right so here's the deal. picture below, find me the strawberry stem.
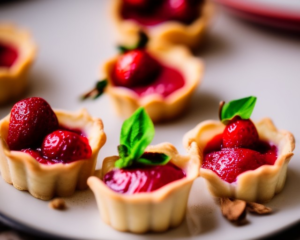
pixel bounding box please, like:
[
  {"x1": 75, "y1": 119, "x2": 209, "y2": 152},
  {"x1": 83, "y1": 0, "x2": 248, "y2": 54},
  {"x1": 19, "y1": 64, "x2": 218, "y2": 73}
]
[
  {"x1": 219, "y1": 101, "x2": 225, "y2": 121},
  {"x1": 81, "y1": 79, "x2": 108, "y2": 100}
]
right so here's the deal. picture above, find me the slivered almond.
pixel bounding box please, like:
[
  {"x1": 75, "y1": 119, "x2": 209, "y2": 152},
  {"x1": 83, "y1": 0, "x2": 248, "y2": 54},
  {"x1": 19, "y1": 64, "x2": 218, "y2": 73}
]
[
  {"x1": 220, "y1": 198, "x2": 247, "y2": 223},
  {"x1": 247, "y1": 202, "x2": 272, "y2": 215}
]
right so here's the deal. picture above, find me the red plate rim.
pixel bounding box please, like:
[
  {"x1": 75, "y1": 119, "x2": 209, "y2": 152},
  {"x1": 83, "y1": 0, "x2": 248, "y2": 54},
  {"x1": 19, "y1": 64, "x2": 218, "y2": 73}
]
[{"x1": 215, "y1": 0, "x2": 300, "y2": 23}]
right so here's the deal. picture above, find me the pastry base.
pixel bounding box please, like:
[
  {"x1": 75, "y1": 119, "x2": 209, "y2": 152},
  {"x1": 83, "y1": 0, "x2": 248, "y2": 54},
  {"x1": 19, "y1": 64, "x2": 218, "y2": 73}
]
[{"x1": 88, "y1": 142, "x2": 200, "y2": 233}]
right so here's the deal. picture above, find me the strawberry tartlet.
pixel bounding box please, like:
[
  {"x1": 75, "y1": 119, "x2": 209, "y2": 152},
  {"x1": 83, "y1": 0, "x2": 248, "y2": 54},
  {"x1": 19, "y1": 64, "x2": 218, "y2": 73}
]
[
  {"x1": 111, "y1": 0, "x2": 214, "y2": 49},
  {"x1": 88, "y1": 108, "x2": 199, "y2": 233},
  {"x1": 183, "y1": 96, "x2": 295, "y2": 202},
  {"x1": 0, "y1": 24, "x2": 36, "y2": 105},
  {"x1": 0, "y1": 97, "x2": 106, "y2": 200},
  {"x1": 83, "y1": 34, "x2": 203, "y2": 122}
]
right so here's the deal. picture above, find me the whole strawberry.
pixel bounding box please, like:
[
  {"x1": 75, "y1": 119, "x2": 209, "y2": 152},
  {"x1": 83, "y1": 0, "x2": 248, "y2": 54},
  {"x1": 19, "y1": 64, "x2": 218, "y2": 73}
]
[
  {"x1": 222, "y1": 116, "x2": 259, "y2": 149},
  {"x1": 41, "y1": 130, "x2": 92, "y2": 162},
  {"x1": 113, "y1": 49, "x2": 161, "y2": 88},
  {"x1": 7, "y1": 97, "x2": 59, "y2": 150}
]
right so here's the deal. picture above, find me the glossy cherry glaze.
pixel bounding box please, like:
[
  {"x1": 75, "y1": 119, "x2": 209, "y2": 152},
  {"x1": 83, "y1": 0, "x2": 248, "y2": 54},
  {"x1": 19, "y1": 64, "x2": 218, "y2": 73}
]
[
  {"x1": 111, "y1": 49, "x2": 185, "y2": 98},
  {"x1": 0, "y1": 42, "x2": 18, "y2": 68},
  {"x1": 20, "y1": 127, "x2": 91, "y2": 165},
  {"x1": 112, "y1": 64, "x2": 185, "y2": 98},
  {"x1": 131, "y1": 64, "x2": 185, "y2": 98},
  {"x1": 120, "y1": 0, "x2": 204, "y2": 26},
  {"x1": 202, "y1": 132, "x2": 278, "y2": 183},
  {"x1": 104, "y1": 161, "x2": 186, "y2": 194}
]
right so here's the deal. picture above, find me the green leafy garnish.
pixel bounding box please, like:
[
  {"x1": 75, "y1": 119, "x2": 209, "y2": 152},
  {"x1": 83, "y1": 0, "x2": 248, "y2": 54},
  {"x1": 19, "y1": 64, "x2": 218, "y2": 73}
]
[
  {"x1": 117, "y1": 31, "x2": 149, "y2": 54},
  {"x1": 138, "y1": 152, "x2": 170, "y2": 166},
  {"x1": 81, "y1": 79, "x2": 108, "y2": 100},
  {"x1": 114, "y1": 107, "x2": 170, "y2": 168},
  {"x1": 220, "y1": 96, "x2": 257, "y2": 124}
]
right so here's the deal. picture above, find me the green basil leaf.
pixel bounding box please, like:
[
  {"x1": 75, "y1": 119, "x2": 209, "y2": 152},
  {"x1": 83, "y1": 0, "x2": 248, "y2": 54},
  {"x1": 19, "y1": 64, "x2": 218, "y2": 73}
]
[
  {"x1": 118, "y1": 144, "x2": 130, "y2": 159},
  {"x1": 114, "y1": 158, "x2": 126, "y2": 169},
  {"x1": 117, "y1": 45, "x2": 128, "y2": 54},
  {"x1": 137, "y1": 152, "x2": 170, "y2": 166},
  {"x1": 221, "y1": 96, "x2": 257, "y2": 124},
  {"x1": 120, "y1": 107, "x2": 154, "y2": 160},
  {"x1": 114, "y1": 156, "x2": 133, "y2": 169},
  {"x1": 136, "y1": 31, "x2": 149, "y2": 49}
]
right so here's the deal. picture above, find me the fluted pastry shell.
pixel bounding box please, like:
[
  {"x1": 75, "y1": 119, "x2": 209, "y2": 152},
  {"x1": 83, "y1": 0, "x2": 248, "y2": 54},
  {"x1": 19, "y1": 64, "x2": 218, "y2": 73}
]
[
  {"x1": 0, "y1": 109, "x2": 106, "y2": 200},
  {"x1": 0, "y1": 24, "x2": 36, "y2": 105},
  {"x1": 111, "y1": 0, "x2": 214, "y2": 49},
  {"x1": 183, "y1": 118, "x2": 295, "y2": 203},
  {"x1": 103, "y1": 45, "x2": 204, "y2": 123},
  {"x1": 88, "y1": 142, "x2": 199, "y2": 233}
]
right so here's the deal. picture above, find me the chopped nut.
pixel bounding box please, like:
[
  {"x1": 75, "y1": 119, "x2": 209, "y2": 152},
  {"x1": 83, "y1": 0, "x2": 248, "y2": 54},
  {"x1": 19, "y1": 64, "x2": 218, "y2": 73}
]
[
  {"x1": 49, "y1": 198, "x2": 67, "y2": 210},
  {"x1": 220, "y1": 198, "x2": 247, "y2": 224},
  {"x1": 247, "y1": 202, "x2": 272, "y2": 215}
]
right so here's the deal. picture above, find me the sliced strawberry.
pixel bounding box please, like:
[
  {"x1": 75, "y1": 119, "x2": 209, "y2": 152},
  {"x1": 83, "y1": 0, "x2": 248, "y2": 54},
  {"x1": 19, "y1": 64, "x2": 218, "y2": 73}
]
[
  {"x1": 112, "y1": 49, "x2": 161, "y2": 88},
  {"x1": 222, "y1": 117, "x2": 259, "y2": 149},
  {"x1": 7, "y1": 97, "x2": 59, "y2": 150},
  {"x1": 202, "y1": 148, "x2": 269, "y2": 183},
  {"x1": 41, "y1": 130, "x2": 92, "y2": 162}
]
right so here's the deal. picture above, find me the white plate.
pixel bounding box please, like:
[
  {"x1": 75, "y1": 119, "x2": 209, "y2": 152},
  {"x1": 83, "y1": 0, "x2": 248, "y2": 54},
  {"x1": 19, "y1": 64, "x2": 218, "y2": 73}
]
[
  {"x1": 215, "y1": 0, "x2": 300, "y2": 31},
  {"x1": 0, "y1": 1, "x2": 300, "y2": 239}
]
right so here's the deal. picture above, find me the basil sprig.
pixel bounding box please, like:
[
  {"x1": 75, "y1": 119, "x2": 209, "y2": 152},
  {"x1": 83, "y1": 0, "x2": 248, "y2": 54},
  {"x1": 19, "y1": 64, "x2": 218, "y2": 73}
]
[
  {"x1": 220, "y1": 96, "x2": 257, "y2": 125},
  {"x1": 114, "y1": 108, "x2": 170, "y2": 168},
  {"x1": 81, "y1": 79, "x2": 108, "y2": 100},
  {"x1": 117, "y1": 31, "x2": 149, "y2": 54}
]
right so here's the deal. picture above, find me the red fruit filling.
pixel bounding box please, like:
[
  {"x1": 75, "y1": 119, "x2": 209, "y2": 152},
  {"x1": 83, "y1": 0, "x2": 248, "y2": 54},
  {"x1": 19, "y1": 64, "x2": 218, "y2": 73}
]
[
  {"x1": 121, "y1": 0, "x2": 204, "y2": 26},
  {"x1": 112, "y1": 50, "x2": 185, "y2": 98},
  {"x1": 122, "y1": 0, "x2": 159, "y2": 10},
  {"x1": 202, "y1": 132, "x2": 278, "y2": 183},
  {"x1": 104, "y1": 161, "x2": 186, "y2": 194},
  {"x1": 0, "y1": 42, "x2": 18, "y2": 68},
  {"x1": 7, "y1": 97, "x2": 91, "y2": 165}
]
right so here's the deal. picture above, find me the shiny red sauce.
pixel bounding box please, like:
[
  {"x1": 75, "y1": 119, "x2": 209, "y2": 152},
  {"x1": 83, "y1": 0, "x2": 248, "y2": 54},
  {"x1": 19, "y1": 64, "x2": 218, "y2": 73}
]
[
  {"x1": 112, "y1": 64, "x2": 185, "y2": 98},
  {"x1": 0, "y1": 42, "x2": 18, "y2": 68},
  {"x1": 120, "y1": 0, "x2": 203, "y2": 26},
  {"x1": 131, "y1": 65, "x2": 185, "y2": 98},
  {"x1": 104, "y1": 162, "x2": 186, "y2": 194}
]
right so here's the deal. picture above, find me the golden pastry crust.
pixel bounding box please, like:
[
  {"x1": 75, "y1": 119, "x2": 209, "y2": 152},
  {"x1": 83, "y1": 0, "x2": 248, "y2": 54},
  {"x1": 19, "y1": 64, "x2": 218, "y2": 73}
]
[
  {"x1": 0, "y1": 109, "x2": 106, "y2": 200},
  {"x1": 103, "y1": 45, "x2": 204, "y2": 123},
  {"x1": 111, "y1": 0, "x2": 214, "y2": 49},
  {"x1": 183, "y1": 118, "x2": 295, "y2": 203},
  {"x1": 88, "y1": 142, "x2": 200, "y2": 233},
  {"x1": 0, "y1": 24, "x2": 36, "y2": 105}
]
